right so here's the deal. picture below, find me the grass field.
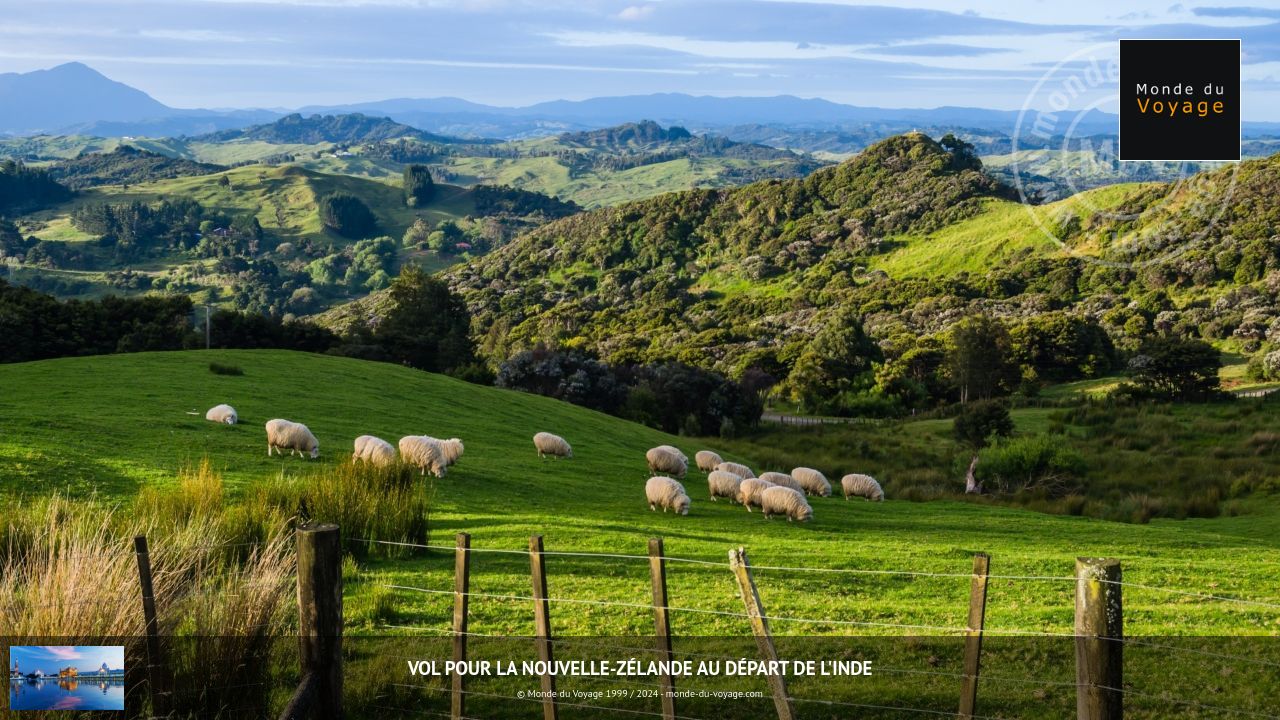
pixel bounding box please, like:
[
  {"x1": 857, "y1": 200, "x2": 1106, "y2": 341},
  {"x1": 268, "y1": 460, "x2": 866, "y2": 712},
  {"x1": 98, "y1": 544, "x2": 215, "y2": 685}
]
[{"x1": 1, "y1": 349, "x2": 1278, "y2": 644}]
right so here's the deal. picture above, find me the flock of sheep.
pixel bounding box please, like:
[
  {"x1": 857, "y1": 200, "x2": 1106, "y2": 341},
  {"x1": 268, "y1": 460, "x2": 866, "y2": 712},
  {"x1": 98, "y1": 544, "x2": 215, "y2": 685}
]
[
  {"x1": 203, "y1": 407, "x2": 882, "y2": 524},
  {"x1": 641, "y1": 446, "x2": 883, "y2": 523}
]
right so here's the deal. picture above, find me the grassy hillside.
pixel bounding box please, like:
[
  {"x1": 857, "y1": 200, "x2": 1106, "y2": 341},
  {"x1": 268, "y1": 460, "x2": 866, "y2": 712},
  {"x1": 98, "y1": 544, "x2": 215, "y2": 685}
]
[{"x1": 1, "y1": 349, "x2": 1278, "y2": 644}]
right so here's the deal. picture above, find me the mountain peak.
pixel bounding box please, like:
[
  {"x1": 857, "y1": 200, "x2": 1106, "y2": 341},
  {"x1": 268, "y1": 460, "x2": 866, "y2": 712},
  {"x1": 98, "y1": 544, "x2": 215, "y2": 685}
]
[{"x1": 0, "y1": 62, "x2": 172, "y2": 134}]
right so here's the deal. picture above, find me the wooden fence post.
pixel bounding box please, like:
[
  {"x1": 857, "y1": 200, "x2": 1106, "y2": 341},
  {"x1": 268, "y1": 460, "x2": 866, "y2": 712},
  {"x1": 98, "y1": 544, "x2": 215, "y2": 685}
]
[
  {"x1": 648, "y1": 538, "x2": 677, "y2": 720},
  {"x1": 134, "y1": 535, "x2": 169, "y2": 717},
  {"x1": 529, "y1": 535, "x2": 558, "y2": 720},
  {"x1": 1075, "y1": 558, "x2": 1122, "y2": 720},
  {"x1": 452, "y1": 533, "x2": 471, "y2": 720},
  {"x1": 729, "y1": 547, "x2": 795, "y2": 720},
  {"x1": 296, "y1": 523, "x2": 343, "y2": 720},
  {"x1": 958, "y1": 552, "x2": 990, "y2": 719}
]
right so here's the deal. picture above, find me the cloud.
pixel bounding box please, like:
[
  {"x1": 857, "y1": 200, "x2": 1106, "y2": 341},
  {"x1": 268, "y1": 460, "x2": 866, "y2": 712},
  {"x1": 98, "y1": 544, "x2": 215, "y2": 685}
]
[
  {"x1": 868, "y1": 43, "x2": 1015, "y2": 57},
  {"x1": 43, "y1": 647, "x2": 83, "y2": 660},
  {"x1": 1192, "y1": 6, "x2": 1280, "y2": 19},
  {"x1": 618, "y1": 5, "x2": 653, "y2": 21}
]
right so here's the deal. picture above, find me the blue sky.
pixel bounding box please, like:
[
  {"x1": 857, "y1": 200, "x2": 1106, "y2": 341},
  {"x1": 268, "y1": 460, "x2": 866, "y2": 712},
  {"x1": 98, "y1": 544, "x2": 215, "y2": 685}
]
[
  {"x1": 10, "y1": 646, "x2": 124, "y2": 675},
  {"x1": 0, "y1": 1, "x2": 1278, "y2": 117}
]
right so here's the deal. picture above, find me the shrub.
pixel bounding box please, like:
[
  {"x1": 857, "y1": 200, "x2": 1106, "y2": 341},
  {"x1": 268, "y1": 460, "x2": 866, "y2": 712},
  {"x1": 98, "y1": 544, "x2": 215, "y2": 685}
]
[{"x1": 971, "y1": 435, "x2": 1087, "y2": 496}]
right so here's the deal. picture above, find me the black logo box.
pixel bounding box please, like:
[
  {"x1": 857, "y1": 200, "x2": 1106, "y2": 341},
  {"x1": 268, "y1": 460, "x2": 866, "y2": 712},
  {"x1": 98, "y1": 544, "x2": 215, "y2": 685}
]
[{"x1": 1119, "y1": 39, "x2": 1241, "y2": 162}]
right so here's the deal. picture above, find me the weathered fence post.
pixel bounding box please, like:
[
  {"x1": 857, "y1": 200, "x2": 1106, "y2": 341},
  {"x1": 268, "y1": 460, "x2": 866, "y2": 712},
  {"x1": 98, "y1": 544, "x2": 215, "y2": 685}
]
[
  {"x1": 958, "y1": 552, "x2": 990, "y2": 719},
  {"x1": 529, "y1": 535, "x2": 558, "y2": 720},
  {"x1": 452, "y1": 533, "x2": 471, "y2": 720},
  {"x1": 648, "y1": 538, "x2": 677, "y2": 720},
  {"x1": 291, "y1": 523, "x2": 343, "y2": 720},
  {"x1": 134, "y1": 535, "x2": 170, "y2": 717},
  {"x1": 729, "y1": 547, "x2": 795, "y2": 720},
  {"x1": 1075, "y1": 558, "x2": 1122, "y2": 720}
]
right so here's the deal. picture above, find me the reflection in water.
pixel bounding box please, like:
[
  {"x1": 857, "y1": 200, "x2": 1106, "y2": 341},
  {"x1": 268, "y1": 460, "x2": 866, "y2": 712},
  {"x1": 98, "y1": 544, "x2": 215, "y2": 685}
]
[{"x1": 9, "y1": 677, "x2": 125, "y2": 711}]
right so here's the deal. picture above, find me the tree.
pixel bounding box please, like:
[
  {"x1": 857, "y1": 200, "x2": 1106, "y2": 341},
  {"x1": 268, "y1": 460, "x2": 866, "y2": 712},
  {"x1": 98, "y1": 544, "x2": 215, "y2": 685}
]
[
  {"x1": 373, "y1": 265, "x2": 476, "y2": 372},
  {"x1": 944, "y1": 314, "x2": 1020, "y2": 403},
  {"x1": 403, "y1": 164, "x2": 434, "y2": 207},
  {"x1": 787, "y1": 307, "x2": 881, "y2": 412},
  {"x1": 953, "y1": 399, "x2": 1014, "y2": 493},
  {"x1": 318, "y1": 192, "x2": 377, "y2": 239},
  {"x1": 1127, "y1": 336, "x2": 1221, "y2": 401}
]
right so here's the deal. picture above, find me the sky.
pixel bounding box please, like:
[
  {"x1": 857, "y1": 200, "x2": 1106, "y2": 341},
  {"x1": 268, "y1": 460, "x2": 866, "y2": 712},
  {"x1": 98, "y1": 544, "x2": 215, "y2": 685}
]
[
  {"x1": 10, "y1": 646, "x2": 124, "y2": 675},
  {"x1": 0, "y1": 0, "x2": 1278, "y2": 117}
]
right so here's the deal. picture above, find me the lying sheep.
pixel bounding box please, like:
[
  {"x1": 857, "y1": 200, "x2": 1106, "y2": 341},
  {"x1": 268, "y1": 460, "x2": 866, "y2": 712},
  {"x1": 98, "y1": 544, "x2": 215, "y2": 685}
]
[
  {"x1": 533, "y1": 432, "x2": 573, "y2": 459},
  {"x1": 759, "y1": 471, "x2": 804, "y2": 493},
  {"x1": 647, "y1": 446, "x2": 688, "y2": 478},
  {"x1": 645, "y1": 476, "x2": 691, "y2": 516},
  {"x1": 707, "y1": 470, "x2": 743, "y2": 503},
  {"x1": 716, "y1": 461, "x2": 755, "y2": 479},
  {"x1": 760, "y1": 486, "x2": 813, "y2": 522},
  {"x1": 439, "y1": 438, "x2": 465, "y2": 466},
  {"x1": 841, "y1": 473, "x2": 884, "y2": 502},
  {"x1": 399, "y1": 435, "x2": 449, "y2": 477},
  {"x1": 206, "y1": 404, "x2": 238, "y2": 425},
  {"x1": 791, "y1": 467, "x2": 832, "y2": 497},
  {"x1": 353, "y1": 435, "x2": 396, "y2": 467},
  {"x1": 695, "y1": 450, "x2": 723, "y2": 473},
  {"x1": 265, "y1": 419, "x2": 319, "y2": 459},
  {"x1": 737, "y1": 477, "x2": 776, "y2": 512}
]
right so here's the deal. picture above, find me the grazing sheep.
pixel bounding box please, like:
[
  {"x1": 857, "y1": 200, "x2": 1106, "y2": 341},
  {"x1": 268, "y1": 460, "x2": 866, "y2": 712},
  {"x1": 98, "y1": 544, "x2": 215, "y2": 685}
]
[
  {"x1": 533, "y1": 432, "x2": 573, "y2": 459},
  {"x1": 759, "y1": 471, "x2": 804, "y2": 493},
  {"x1": 716, "y1": 461, "x2": 756, "y2": 479},
  {"x1": 737, "y1": 477, "x2": 776, "y2": 512},
  {"x1": 439, "y1": 438, "x2": 465, "y2": 466},
  {"x1": 399, "y1": 435, "x2": 449, "y2": 477},
  {"x1": 760, "y1": 486, "x2": 814, "y2": 522},
  {"x1": 646, "y1": 446, "x2": 688, "y2": 478},
  {"x1": 265, "y1": 419, "x2": 319, "y2": 459},
  {"x1": 645, "y1": 476, "x2": 691, "y2": 515},
  {"x1": 205, "y1": 404, "x2": 238, "y2": 425},
  {"x1": 656, "y1": 445, "x2": 689, "y2": 463},
  {"x1": 353, "y1": 435, "x2": 396, "y2": 467},
  {"x1": 791, "y1": 467, "x2": 832, "y2": 497},
  {"x1": 841, "y1": 474, "x2": 884, "y2": 502},
  {"x1": 695, "y1": 450, "x2": 723, "y2": 473},
  {"x1": 707, "y1": 470, "x2": 743, "y2": 503}
]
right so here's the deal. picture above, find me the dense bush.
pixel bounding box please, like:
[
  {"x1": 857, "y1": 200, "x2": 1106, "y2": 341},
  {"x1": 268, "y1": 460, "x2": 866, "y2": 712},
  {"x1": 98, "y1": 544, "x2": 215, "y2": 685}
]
[
  {"x1": 0, "y1": 159, "x2": 72, "y2": 214},
  {"x1": 318, "y1": 191, "x2": 378, "y2": 239}
]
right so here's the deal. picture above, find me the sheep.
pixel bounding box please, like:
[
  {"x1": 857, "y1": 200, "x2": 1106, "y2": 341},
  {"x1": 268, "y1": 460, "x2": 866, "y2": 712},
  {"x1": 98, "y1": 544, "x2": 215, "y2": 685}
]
[
  {"x1": 399, "y1": 435, "x2": 449, "y2": 477},
  {"x1": 737, "y1": 477, "x2": 776, "y2": 512},
  {"x1": 646, "y1": 446, "x2": 688, "y2": 478},
  {"x1": 695, "y1": 450, "x2": 723, "y2": 473},
  {"x1": 841, "y1": 473, "x2": 884, "y2": 502},
  {"x1": 353, "y1": 435, "x2": 396, "y2": 467},
  {"x1": 791, "y1": 467, "x2": 832, "y2": 497},
  {"x1": 645, "y1": 476, "x2": 691, "y2": 515},
  {"x1": 759, "y1": 471, "x2": 804, "y2": 493},
  {"x1": 760, "y1": 486, "x2": 813, "y2": 522},
  {"x1": 206, "y1": 404, "x2": 238, "y2": 425},
  {"x1": 533, "y1": 432, "x2": 573, "y2": 459},
  {"x1": 716, "y1": 461, "x2": 756, "y2": 479},
  {"x1": 656, "y1": 445, "x2": 689, "y2": 464},
  {"x1": 707, "y1": 470, "x2": 743, "y2": 503},
  {"x1": 439, "y1": 438, "x2": 465, "y2": 466},
  {"x1": 265, "y1": 419, "x2": 319, "y2": 459}
]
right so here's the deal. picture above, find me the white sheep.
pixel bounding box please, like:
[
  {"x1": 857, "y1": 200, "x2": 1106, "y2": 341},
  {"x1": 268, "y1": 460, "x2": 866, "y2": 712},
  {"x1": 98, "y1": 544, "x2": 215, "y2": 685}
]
[
  {"x1": 760, "y1": 486, "x2": 813, "y2": 522},
  {"x1": 533, "y1": 432, "x2": 573, "y2": 459},
  {"x1": 656, "y1": 445, "x2": 689, "y2": 463},
  {"x1": 759, "y1": 471, "x2": 804, "y2": 493},
  {"x1": 645, "y1": 476, "x2": 691, "y2": 515},
  {"x1": 205, "y1": 404, "x2": 238, "y2": 425},
  {"x1": 707, "y1": 470, "x2": 743, "y2": 503},
  {"x1": 353, "y1": 435, "x2": 396, "y2": 467},
  {"x1": 716, "y1": 461, "x2": 755, "y2": 479},
  {"x1": 791, "y1": 467, "x2": 832, "y2": 497},
  {"x1": 841, "y1": 473, "x2": 884, "y2": 502},
  {"x1": 646, "y1": 446, "x2": 688, "y2": 478},
  {"x1": 695, "y1": 450, "x2": 723, "y2": 473},
  {"x1": 737, "y1": 477, "x2": 776, "y2": 512},
  {"x1": 439, "y1": 438, "x2": 465, "y2": 466},
  {"x1": 399, "y1": 435, "x2": 449, "y2": 477},
  {"x1": 265, "y1": 419, "x2": 319, "y2": 459}
]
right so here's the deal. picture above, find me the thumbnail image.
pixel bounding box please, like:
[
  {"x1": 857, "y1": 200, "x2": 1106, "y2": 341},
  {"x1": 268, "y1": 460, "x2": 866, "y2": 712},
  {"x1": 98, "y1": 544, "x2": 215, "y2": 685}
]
[{"x1": 8, "y1": 646, "x2": 125, "y2": 711}]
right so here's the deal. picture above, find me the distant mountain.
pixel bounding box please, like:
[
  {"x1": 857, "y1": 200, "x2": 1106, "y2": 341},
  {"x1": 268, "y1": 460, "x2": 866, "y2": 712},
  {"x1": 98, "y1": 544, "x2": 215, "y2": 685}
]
[
  {"x1": 0, "y1": 63, "x2": 172, "y2": 134},
  {"x1": 195, "y1": 113, "x2": 471, "y2": 145},
  {"x1": 560, "y1": 120, "x2": 694, "y2": 148},
  {"x1": 61, "y1": 110, "x2": 283, "y2": 139},
  {"x1": 48, "y1": 146, "x2": 225, "y2": 189}
]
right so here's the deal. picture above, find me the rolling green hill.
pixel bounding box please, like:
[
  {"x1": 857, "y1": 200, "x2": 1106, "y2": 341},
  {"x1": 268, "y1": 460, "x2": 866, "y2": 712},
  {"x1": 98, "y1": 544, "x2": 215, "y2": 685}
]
[{"x1": 1, "y1": 348, "x2": 1278, "y2": 645}]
